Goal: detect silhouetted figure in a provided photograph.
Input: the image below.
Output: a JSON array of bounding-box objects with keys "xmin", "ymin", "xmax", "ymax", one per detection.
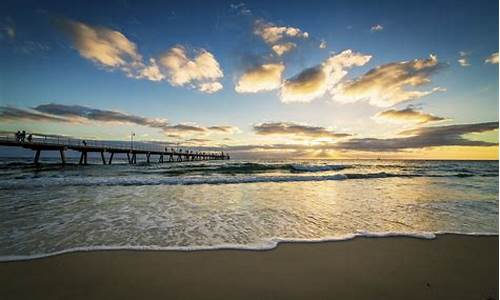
[
  {"xmin": 20, "ymin": 131, "xmax": 26, "ymax": 142},
  {"xmin": 82, "ymin": 140, "xmax": 87, "ymax": 146},
  {"xmin": 27, "ymin": 134, "xmax": 32, "ymax": 142},
  {"xmin": 15, "ymin": 131, "xmax": 21, "ymax": 142}
]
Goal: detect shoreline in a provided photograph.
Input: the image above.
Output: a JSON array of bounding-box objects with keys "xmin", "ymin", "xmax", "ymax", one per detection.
[
  {"xmin": 2, "ymin": 234, "xmax": 498, "ymax": 299},
  {"xmin": 0, "ymin": 231, "xmax": 499, "ymax": 264},
  {"xmin": 0, "ymin": 232, "xmax": 498, "ymax": 263}
]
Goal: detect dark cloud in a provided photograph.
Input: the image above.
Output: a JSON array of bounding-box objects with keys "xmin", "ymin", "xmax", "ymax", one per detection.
[
  {"xmin": 207, "ymin": 125, "xmax": 238, "ymax": 133},
  {"xmin": 1, "ymin": 104, "xmax": 238, "ymax": 137},
  {"xmin": 165, "ymin": 124, "xmax": 207, "ymax": 133},
  {"xmin": 336, "ymin": 122, "xmax": 498, "ymax": 152},
  {"xmin": 207, "ymin": 122, "xmax": 498, "ymax": 156},
  {"xmin": 253, "ymin": 122, "xmax": 351, "ymax": 139},
  {"xmin": 34, "ymin": 104, "xmax": 170, "ymax": 128},
  {"xmin": 374, "ymin": 106, "xmax": 447, "ymax": 124},
  {"xmin": 0, "ymin": 106, "xmax": 66, "ymax": 122}
]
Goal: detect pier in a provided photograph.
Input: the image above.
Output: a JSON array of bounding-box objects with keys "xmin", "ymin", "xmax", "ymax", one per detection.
[{"xmin": 0, "ymin": 132, "xmax": 229, "ymax": 165}]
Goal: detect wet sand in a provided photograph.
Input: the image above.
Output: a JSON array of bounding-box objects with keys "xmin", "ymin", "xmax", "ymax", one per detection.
[{"xmin": 1, "ymin": 234, "xmax": 498, "ymax": 300}]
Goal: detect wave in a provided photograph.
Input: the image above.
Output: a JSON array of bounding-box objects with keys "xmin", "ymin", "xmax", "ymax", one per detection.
[
  {"xmin": 0, "ymin": 171, "xmax": 496, "ymax": 189},
  {"xmin": 0, "ymin": 231, "xmax": 496, "ymax": 262},
  {"xmin": 289, "ymin": 164, "xmax": 350, "ymax": 172}
]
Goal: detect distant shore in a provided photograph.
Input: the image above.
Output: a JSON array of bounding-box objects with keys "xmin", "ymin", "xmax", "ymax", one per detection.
[{"xmin": 1, "ymin": 234, "xmax": 497, "ymax": 300}]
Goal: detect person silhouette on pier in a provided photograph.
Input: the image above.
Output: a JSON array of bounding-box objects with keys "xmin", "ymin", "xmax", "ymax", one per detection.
[{"xmin": 27, "ymin": 134, "xmax": 32, "ymax": 142}]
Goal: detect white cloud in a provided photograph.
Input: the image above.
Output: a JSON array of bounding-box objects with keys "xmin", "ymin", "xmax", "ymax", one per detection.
[
  {"xmin": 280, "ymin": 49, "xmax": 372, "ymax": 103},
  {"xmin": 59, "ymin": 19, "xmax": 223, "ymax": 93},
  {"xmin": 332, "ymin": 54, "xmax": 445, "ymax": 107},
  {"xmin": 138, "ymin": 58, "xmax": 165, "ymax": 81},
  {"xmin": 370, "ymin": 24, "xmax": 383, "ymax": 32},
  {"xmin": 319, "ymin": 40, "xmax": 327, "ymax": 49},
  {"xmin": 230, "ymin": 3, "xmax": 252, "ymax": 15},
  {"xmin": 158, "ymin": 46, "xmax": 223, "ymax": 92},
  {"xmin": 271, "ymin": 42, "xmax": 296, "ymax": 56},
  {"xmin": 458, "ymin": 51, "xmax": 470, "ymax": 67},
  {"xmin": 485, "ymin": 52, "xmax": 499, "ymax": 64},
  {"xmin": 60, "ymin": 19, "xmax": 142, "ymax": 70},
  {"xmin": 198, "ymin": 81, "xmax": 223, "ymax": 93},
  {"xmin": 235, "ymin": 63, "xmax": 285, "ymax": 93},
  {"xmin": 254, "ymin": 20, "xmax": 308, "ymax": 45}
]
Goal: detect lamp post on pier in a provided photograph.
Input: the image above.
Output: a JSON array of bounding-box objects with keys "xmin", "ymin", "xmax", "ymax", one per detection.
[{"xmin": 130, "ymin": 132, "xmax": 135, "ymax": 150}]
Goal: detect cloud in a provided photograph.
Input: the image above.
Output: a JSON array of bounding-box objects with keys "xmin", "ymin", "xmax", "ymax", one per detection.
[
  {"xmin": 485, "ymin": 52, "xmax": 499, "ymax": 64},
  {"xmin": 319, "ymin": 40, "xmax": 327, "ymax": 49},
  {"xmin": 158, "ymin": 46, "xmax": 223, "ymax": 92},
  {"xmin": 253, "ymin": 122, "xmax": 351, "ymax": 139},
  {"xmin": 201, "ymin": 122, "xmax": 498, "ymax": 153},
  {"xmin": 138, "ymin": 58, "xmax": 165, "ymax": 81},
  {"xmin": 183, "ymin": 138, "xmax": 212, "ymax": 145},
  {"xmin": 122, "ymin": 121, "xmax": 498, "ymax": 158},
  {"xmin": 2, "ymin": 25, "xmax": 15, "ymax": 39},
  {"xmin": 374, "ymin": 106, "xmax": 448, "ymax": 124},
  {"xmin": 235, "ymin": 63, "xmax": 285, "ymax": 93},
  {"xmin": 33, "ymin": 103, "xmax": 170, "ymax": 128},
  {"xmin": 165, "ymin": 124, "xmax": 239, "ymax": 136},
  {"xmin": 335, "ymin": 121, "xmax": 498, "ymax": 152},
  {"xmin": 198, "ymin": 82, "xmax": 223, "ymax": 93},
  {"xmin": 57, "ymin": 18, "xmax": 223, "ymax": 93},
  {"xmin": 370, "ymin": 24, "xmax": 383, "ymax": 32},
  {"xmin": 58, "ymin": 18, "xmax": 142, "ymax": 71},
  {"xmin": 254, "ymin": 20, "xmax": 308, "ymax": 45},
  {"xmin": 281, "ymin": 49, "xmax": 372, "ymax": 103},
  {"xmin": 1, "ymin": 17, "xmax": 15, "ymax": 40},
  {"xmin": 332, "ymin": 54, "xmax": 445, "ymax": 107},
  {"xmin": 165, "ymin": 124, "xmax": 207, "ymax": 133},
  {"xmin": 1, "ymin": 104, "xmax": 238, "ymax": 137},
  {"xmin": 207, "ymin": 125, "xmax": 240, "ymax": 134},
  {"xmin": 229, "ymin": 2, "xmax": 252, "ymax": 16},
  {"xmin": 271, "ymin": 42, "xmax": 296, "ymax": 56},
  {"xmin": 458, "ymin": 51, "xmax": 470, "ymax": 67},
  {"xmin": 0, "ymin": 106, "xmax": 67, "ymax": 123}
]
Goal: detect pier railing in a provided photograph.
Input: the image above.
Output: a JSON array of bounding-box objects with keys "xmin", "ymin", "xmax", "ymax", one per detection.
[
  {"xmin": 0, "ymin": 132, "xmax": 229, "ymax": 164},
  {"xmin": 0, "ymin": 132, "xmax": 167, "ymax": 152}
]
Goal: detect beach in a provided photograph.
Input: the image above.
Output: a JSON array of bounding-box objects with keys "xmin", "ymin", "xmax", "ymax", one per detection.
[{"xmin": 1, "ymin": 234, "xmax": 497, "ymax": 300}]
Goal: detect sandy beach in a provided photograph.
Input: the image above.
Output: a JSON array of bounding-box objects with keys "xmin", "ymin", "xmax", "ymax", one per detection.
[{"xmin": 1, "ymin": 234, "xmax": 498, "ymax": 300}]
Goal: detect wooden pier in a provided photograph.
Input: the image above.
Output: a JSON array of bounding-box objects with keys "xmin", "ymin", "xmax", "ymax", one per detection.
[{"xmin": 0, "ymin": 132, "xmax": 229, "ymax": 165}]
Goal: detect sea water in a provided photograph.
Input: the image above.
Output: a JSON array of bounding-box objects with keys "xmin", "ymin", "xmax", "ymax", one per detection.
[{"xmin": 0, "ymin": 158, "xmax": 497, "ymax": 261}]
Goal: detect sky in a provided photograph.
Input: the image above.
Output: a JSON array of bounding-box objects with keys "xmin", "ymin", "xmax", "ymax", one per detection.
[{"xmin": 0, "ymin": 0, "xmax": 498, "ymax": 159}]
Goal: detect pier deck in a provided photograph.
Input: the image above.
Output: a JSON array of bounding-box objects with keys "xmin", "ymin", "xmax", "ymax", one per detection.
[{"xmin": 0, "ymin": 132, "xmax": 229, "ymax": 165}]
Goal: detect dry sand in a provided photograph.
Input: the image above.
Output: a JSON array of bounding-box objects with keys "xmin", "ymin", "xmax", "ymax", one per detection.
[{"xmin": 1, "ymin": 234, "xmax": 498, "ymax": 300}]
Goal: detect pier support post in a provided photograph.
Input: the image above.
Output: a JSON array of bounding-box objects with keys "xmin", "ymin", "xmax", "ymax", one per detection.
[
  {"xmin": 169, "ymin": 154, "xmax": 174, "ymax": 162},
  {"xmin": 59, "ymin": 149, "xmax": 66, "ymax": 165},
  {"xmin": 101, "ymin": 151, "xmax": 106, "ymax": 165},
  {"xmin": 108, "ymin": 152, "xmax": 114, "ymax": 165},
  {"xmin": 146, "ymin": 153, "xmax": 150, "ymax": 163},
  {"xmin": 159, "ymin": 154, "xmax": 163, "ymax": 163},
  {"xmin": 132, "ymin": 153, "xmax": 137, "ymax": 164},
  {"xmin": 34, "ymin": 149, "xmax": 41, "ymax": 164},
  {"xmin": 127, "ymin": 152, "xmax": 131, "ymax": 164},
  {"xmin": 79, "ymin": 151, "xmax": 85, "ymax": 165}
]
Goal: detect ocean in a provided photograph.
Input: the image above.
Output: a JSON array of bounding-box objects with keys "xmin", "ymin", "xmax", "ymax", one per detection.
[{"xmin": 0, "ymin": 158, "xmax": 498, "ymax": 261}]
